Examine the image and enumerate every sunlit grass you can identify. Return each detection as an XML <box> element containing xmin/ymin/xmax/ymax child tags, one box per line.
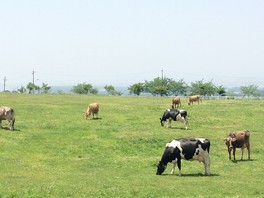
<box><xmin>0</xmin><ymin>93</ymin><xmax>263</xmax><ymax>197</ymax></box>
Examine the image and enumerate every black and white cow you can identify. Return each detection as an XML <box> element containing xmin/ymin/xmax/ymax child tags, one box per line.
<box><xmin>160</xmin><ymin>109</ymin><xmax>188</xmax><ymax>130</ymax></box>
<box><xmin>156</xmin><ymin>138</ymin><xmax>211</xmax><ymax>176</ymax></box>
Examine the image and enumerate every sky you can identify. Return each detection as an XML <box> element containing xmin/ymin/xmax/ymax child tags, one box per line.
<box><xmin>1</xmin><ymin>0</ymin><xmax>263</xmax><ymax>91</ymax></box>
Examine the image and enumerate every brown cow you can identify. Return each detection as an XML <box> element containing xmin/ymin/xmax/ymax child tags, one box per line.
<box><xmin>188</xmin><ymin>95</ymin><xmax>202</xmax><ymax>105</ymax></box>
<box><xmin>86</xmin><ymin>103</ymin><xmax>99</xmax><ymax>119</ymax></box>
<box><xmin>224</xmin><ymin>130</ymin><xmax>250</xmax><ymax>161</ymax></box>
<box><xmin>172</xmin><ymin>96</ymin><xmax>181</xmax><ymax>108</ymax></box>
<box><xmin>0</xmin><ymin>106</ymin><xmax>15</xmax><ymax>131</ymax></box>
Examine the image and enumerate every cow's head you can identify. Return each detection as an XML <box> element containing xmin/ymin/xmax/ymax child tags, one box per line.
<box><xmin>224</xmin><ymin>137</ymin><xmax>236</xmax><ymax>149</ymax></box>
<box><xmin>85</xmin><ymin>112</ymin><xmax>90</xmax><ymax>119</ymax></box>
<box><xmin>156</xmin><ymin>161</ymin><xmax>166</xmax><ymax>175</ymax></box>
<box><xmin>160</xmin><ymin>118</ymin><xmax>165</xmax><ymax>127</ymax></box>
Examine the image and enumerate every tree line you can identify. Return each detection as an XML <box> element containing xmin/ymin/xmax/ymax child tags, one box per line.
<box><xmin>71</xmin><ymin>77</ymin><xmax>261</xmax><ymax>97</ymax></box>
<box><xmin>16</xmin><ymin>83</ymin><xmax>51</xmax><ymax>94</ymax></box>
<box><xmin>129</xmin><ymin>77</ymin><xmax>261</xmax><ymax>97</ymax></box>
<box><xmin>6</xmin><ymin>77</ymin><xmax>262</xmax><ymax>97</ymax></box>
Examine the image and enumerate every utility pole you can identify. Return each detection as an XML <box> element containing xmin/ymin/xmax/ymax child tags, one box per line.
<box><xmin>32</xmin><ymin>70</ymin><xmax>35</xmax><ymax>94</ymax></box>
<box><xmin>161</xmin><ymin>69</ymin><xmax>164</xmax><ymax>80</ymax></box>
<box><xmin>3</xmin><ymin>76</ymin><xmax>7</xmax><ymax>92</ymax></box>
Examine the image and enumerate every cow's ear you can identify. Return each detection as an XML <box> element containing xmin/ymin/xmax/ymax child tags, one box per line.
<box><xmin>232</xmin><ymin>138</ymin><xmax>236</xmax><ymax>142</ymax></box>
<box><xmin>160</xmin><ymin>118</ymin><xmax>161</xmax><ymax>121</ymax></box>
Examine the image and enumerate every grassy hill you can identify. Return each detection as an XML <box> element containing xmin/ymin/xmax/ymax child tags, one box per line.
<box><xmin>0</xmin><ymin>93</ymin><xmax>263</xmax><ymax>197</ymax></box>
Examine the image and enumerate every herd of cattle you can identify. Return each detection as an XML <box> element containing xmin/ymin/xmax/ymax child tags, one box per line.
<box><xmin>0</xmin><ymin>94</ymin><xmax>251</xmax><ymax>177</ymax></box>
<box><xmin>157</xmin><ymin>95</ymin><xmax>251</xmax><ymax>176</ymax></box>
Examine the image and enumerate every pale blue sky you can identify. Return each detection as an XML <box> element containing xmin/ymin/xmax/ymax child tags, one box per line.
<box><xmin>1</xmin><ymin>0</ymin><xmax>263</xmax><ymax>90</ymax></box>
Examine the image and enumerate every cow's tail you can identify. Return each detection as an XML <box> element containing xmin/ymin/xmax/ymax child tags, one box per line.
<box><xmin>204</xmin><ymin>139</ymin><xmax>210</xmax><ymax>153</ymax></box>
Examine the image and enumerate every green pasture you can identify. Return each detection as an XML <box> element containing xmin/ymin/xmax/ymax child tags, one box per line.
<box><xmin>0</xmin><ymin>93</ymin><xmax>263</xmax><ymax>197</ymax></box>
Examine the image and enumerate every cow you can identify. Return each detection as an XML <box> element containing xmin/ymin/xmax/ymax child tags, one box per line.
<box><xmin>172</xmin><ymin>96</ymin><xmax>181</xmax><ymax>108</ymax></box>
<box><xmin>156</xmin><ymin>138</ymin><xmax>211</xmax><ymax>176</ymax></box>
<box><xmin>0</xmin><ymin>106</ymin><xmax>15</xmax><ymax>131</ymax></box>
<box><xmin>85</xmin><ymin>103</ymin><xmax>99</xmax><ymax>119</ymax></box>
<box><xmin>160</xmin><ymin>108</ymin><xmax>188</xmax><ymax>130</ymax></box>
<box><xmin>188</xmin><ymin>95</ymin><xmax>202</xmax><ymax>105</ymax></box>
<box><xmin>224</xmin><ymin>130</ymin><xmax>250</xmax><ymax>161</ymax></box>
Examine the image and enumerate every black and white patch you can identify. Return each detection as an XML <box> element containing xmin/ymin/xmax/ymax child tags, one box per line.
<box><xmin>160</xmin><ymin>109</ymin><xmax>188</xmax><ymax>129</ymax></box>
<box><xmin>156</xmin><ymin>138</ymin><xmax>210</xmax><ymax>176</ymax></box>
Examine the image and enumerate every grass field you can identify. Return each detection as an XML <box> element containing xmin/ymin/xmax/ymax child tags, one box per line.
<box><xmin>0</xmin><ymin>93</ymin><xmax>264</xmax><ymax>197</ymax></box>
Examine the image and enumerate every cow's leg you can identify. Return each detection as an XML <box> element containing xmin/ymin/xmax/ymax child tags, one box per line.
<box><xmin>167</xmin><ymin>119</ymin><xmax>172</xmax><ymax>128</ymax></box>
<box><xmin>176</xmin><ymin>115</ymin><xmax>188</xmax><ymax>130</ymax></box>
<box><xmin>180</xmin><ymin>117</ymin><xmax>188</xmax><ymax>130</ymax></box>
<box><xmin>177</xmin><ymin>158</ymin><xmax>182</xmax><ymax>176</ymax></box>
<box><xmin>241</xmin><ymin>147</ymin><xmax>244</xmax><ymax>160</ymax></box>
<box><xmin>170</xmin><ymin>160</ymin><xmax>176</xmax><ymax>174</ymax></box>
<box><xmin>183</xmin><ymin>118</ymin><xmax>188</xmax><ymax>130</ymax></box>
<box><xmin>247</xmin><ymin>143</ymin><xmax>250</xmax><ymax>160</ymax></box>
<box><xmin>228</xmin><ymin>148</ymin><xmax>232</xmax><ymax>160</ymax></box>
<box><xmin>204</xmin><ymin>155</ymin><xmax>211</xmax><ymax>176</ymax></box>
<box><xmin>8</xmin><ymin>119</ymin><xmax>14</xmax><ymax>131</ymax></box>
<box><xmin>7</xmin><ymin>118</ymin><xmax>13</xmax><ymax>131</ymax></box>
<box><xmin>11</xmin><ymin>119</ymin><xmax>15</xmax><ymax>131</ymax></box>
<box><xmin>233</xmin><ymin>148</ymin><xmax>236</xmax><ymax>161</ymax></box>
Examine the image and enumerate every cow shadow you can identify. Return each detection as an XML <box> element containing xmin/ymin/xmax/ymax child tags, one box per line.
<box><xmin>0</xmin><ymin>127</ymin><xmax>20</xmax><ymax>132</ymax></box>
<box><xmin>231</xmin><ymin>159</ymin><xmax>255</xmax><ymax>163</ymax></box>
<box><xmin>159</xmin><ymin>173</ymin><xmax>220</xmax><ymax>177</ymax></box>
<box><xmin>169</xmin><ymin>127</ymin><xmax>189</xmax><ymax>130</ymax></box>
<box><xmin>87</xmin><ymin>117</ymin><xmax>103</xmax><ymax>120</ymax></box>
<box><xmin>180</xmin><ymin>173</ymin><xmax>219</xmax><ymax>177</ymax></box>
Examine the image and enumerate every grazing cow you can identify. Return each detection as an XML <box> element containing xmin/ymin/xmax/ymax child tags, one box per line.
<box><xmin>85</xmin><ymin>103</ymin><xmax>99</xmax><ymax>119</ymax></box>
<box><xmin>160</xmin><ymin>109</ymin><xmax>188</xmax><ymax>130</ymax></box>
<box><xmin>172</xmin><ymin>96</ymin><xmax>181</xmax><ymax>108</ymax></box>
<box><xmin>188</xmin><ymin>95</ymin><xmax>202</xmax><ymax>105</ymax></box>
<box><xmin>156</xmin><ymin>138</ymin><xmax>211</xmax><ymax>176</ymax></box>
<box><xmin>224</xmin><ymin>130</ymin><xmax>250</xmax><ymax>161</ymax></box>
<box><xmin>0</xmin><ymin>106</ymin><xmax>15</xmax><ymax>131</ymax></box>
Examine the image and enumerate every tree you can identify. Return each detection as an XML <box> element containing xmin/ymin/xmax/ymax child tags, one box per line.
<box><xmin>17</xmin><ymin>86</ymin><xmax>27</xmax><ymax>93</ymax></box>
<box><xmin>104</xmin><ymin>85</ymin><xmax>122</xmax><ymax>96</ymax></box>
<box><xmin>167</xmin><ymin>79</ymin><xmax>188</xmax><ymax>96</ymax></box>
<box><xmin>128</xmin><ymin>83</ymin><xmax>145</xmax><ymax>96</ymax></box>
<box><xmin>144</xmin><ymin>77</ymin><xmax>170</xmax><ymax>96</ymax></box>
<box><xmin>190</xmin><ymin>80</ymin><xmax>216</xmax><ymax>96</ymax></box>
<box><xmin>104</xmin><ymin>85</ymin><xmax>115</xmax><ymax>94</ymax></box>
<box><xmin>26</xmin><ymin>82</ymin><xmax>35</xmax><ymax>94</ymax></box>
<box><xmin>41</xmin><ymin>83</ymin><xmax>51</xmax><ymax>94</ymax></box>
<box><xmin>240</xmin><ymin>84</ymin><xmax>259</xmax><ymax>97</ymax></box>
<box><xmin>34</xmin><ymin>85</ymin><xmax>40</xmax><ymax>93</ymax></box>
<box><xmin>26</xmin><ymin>82</ymin><xmax>41</xmax><ymax>94</ymax></box>
<box><xmin>71</xmin><ymin>83</ymin><xmax>98</xmax><ymax>94</ymax></box>
<box><xmin>216</xmin><ymin>85</ymin><xmax>226</xmax><ymax>96</ymax></box>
